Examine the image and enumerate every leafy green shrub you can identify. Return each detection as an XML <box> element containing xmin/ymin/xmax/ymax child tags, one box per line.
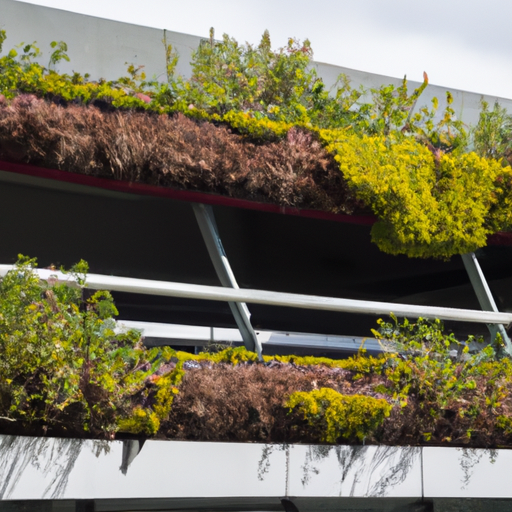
<box><xmin>357</xmin><ymin>74</ymin><xmax>428</xmax><ymax>137</ymax></box>
<box><xmin>285</xmin><ymin>388</ymin><xmax>391</xmax><ymax>442</ymax></box>
<box><xmin>373</xmin><ymin>316</ymin><xmax>512</xmax><ymax>443</ymax></box>
<box><xmin>473</xmin><ymin>100</ymin><xmax>512</xmax><ymax>161</ymax></box>
<box><xmin>177</xmin><ymin>29</ymin><xmax>315</xmax><ymax>120</ymax></box>
<box><xmin>375</xmin><ymin>317</ymin><xmax>473</xmax><ymax>405</ymax></box>
<box><xmin>0</xmin><ymin>256</ymin><xmax>178</xmax><ymax>437</ymax></box>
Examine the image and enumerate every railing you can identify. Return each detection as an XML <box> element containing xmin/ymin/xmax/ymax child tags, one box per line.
<box><xmin>1</xmin><ymin>265</ymin><xmax>511</xmax><ymax>343</ymax></box>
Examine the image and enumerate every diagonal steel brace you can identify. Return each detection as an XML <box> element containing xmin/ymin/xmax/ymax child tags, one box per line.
<box><xmin>193</xmin><ymin>203</ymin><xmax>263</xmax><ymax>360</ymax></box>
<box><xmin>461</xmin><ymin>252</ymin><xmax>512</xmax><ymax>355</ymax></box>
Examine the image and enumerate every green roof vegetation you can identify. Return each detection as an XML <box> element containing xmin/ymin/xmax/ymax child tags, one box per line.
<box><xmin>2</xmin><ymin>258</ymin><xmax>512</xmax><ymax>448</ymax></box>
<box><xmin>1</xmin><ymin>30</ymin><xmax>512</xmax><ymax>258</ymax></box>
<box><xmin>2</xmin><ymin>30</ymin><xmax>512</xmax><ymax>447</ymax></box>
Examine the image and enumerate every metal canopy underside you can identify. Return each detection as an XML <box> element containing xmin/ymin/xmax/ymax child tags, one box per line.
<box><xmin>1</xmin><ymin>167</ymin><xmax>512</xmax><ymax>345</ymax></box>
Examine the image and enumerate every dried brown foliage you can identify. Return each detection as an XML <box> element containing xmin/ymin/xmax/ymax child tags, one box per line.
<box><xmin>378</xmin><ymin>396</ymin><xmax>511</xmax><ymax>449</ymax></box>
<box><xmin>161</xmin><ymin>362</ymin><xmax>512</xmax><ymax>448</ymax></box>
<box><xmin>0</xmin><ymin>95</ymin><xmax>361</xmax><ymax>213</ymax></box>
<box><xmin>164</xmin><ymin>362</ymin><xmax>379</xmax><ymax>443</ymax></box>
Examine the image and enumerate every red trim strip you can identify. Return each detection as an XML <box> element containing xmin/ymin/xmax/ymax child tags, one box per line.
<box><xmin>488</xmin><ymin>232</ymin><xmax>512</xmax><ymax>246</ymax></box>
<box><xmin>2</xmin><ymin>159</ymin><xmax>512</xmax><ymax>244</ymax></box>
<box><xmin>0</xmin><ymin>159</ymin><xmax>377</xmax><ymax>225</ymax></box>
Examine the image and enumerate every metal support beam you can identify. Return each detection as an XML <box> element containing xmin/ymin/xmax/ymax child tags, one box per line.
<box><xmin>192</xmin><ymin>203</ymin><xmax>262</xmax><ymax>360</ymax></box>
<box><xmin>461</xmin><ymin>252</ymin><xmax>512</xmax><ymax>355</ymax></box>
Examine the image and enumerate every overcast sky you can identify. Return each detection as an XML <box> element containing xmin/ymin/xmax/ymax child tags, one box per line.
<box><xmin>17</xmin><ymin>0</ymin><xmax>512</xmax><ymax>99</ymax></box>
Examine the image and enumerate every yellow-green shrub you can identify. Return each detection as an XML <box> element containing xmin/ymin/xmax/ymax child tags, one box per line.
<box><xmin>285</xmin><ymin>387</ymin><xmax>392</xmax><ymax>442</ymax></box>
<box><xmin>219</xmin><ymin>111</ymin><xmax>292</xmax><ymax>140</ymax></box>
<box><xmin>117</xmin><ymin>361</ymin><xmax>184</xmax><ymax>436</ymax></box>
<box><xmin>496</xmin><ymin>415</ymin><xmax>512</xmax><ymax>436</ymax></box>
<box><xmin>116</xmin><ymin>376</ymin><xmax>181</xmax><ymax>436</ymax></box>
<box><xmin>321</xmin><ymin>130</ymin><xmax>512</xmax><ymax>258</ymax></box>
<box><xmin>117</xmin><ymin>407</ymin><xmax>161</xmax><ymax>435</ymax></box>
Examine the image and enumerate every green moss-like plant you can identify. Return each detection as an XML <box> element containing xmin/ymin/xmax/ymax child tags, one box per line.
<box><xmin>272</xmin><ymin>351</ymin><xmax>389</xmax><ymax>375</ymax></box>
<box><xmin>117</xmin><ymin>407</ymin><xmax>161</xmax><ymax>435</ymax></box>
<box><xmin>285</xmin><ymin>388</ymin><xmax>392</xmax><ymax>443</ymax></box>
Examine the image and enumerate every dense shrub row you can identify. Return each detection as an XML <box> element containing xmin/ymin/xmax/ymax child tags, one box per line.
<box><xmin>1</xmin><ymin>30</ymin><xmax>512</xmax><ymax>257</ymax></box>
<box><xmin>2</xmin><ymin>260</ymin><xmax>512</xmax><ymax>448</ymax></box>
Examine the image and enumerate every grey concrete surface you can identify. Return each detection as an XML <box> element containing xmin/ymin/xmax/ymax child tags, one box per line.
<box><xmin>1</xmin><ymin>0</ymin><xmax>197</xmax><ymax>81</ymax></box>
